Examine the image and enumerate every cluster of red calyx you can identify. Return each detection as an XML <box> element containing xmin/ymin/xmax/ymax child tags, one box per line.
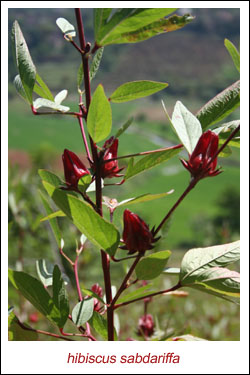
<box><xmin>91</xmin><ymin>283</ymin><xmax>103</xmax><ymax>313</ymax></box>
<box><xmin>121</xmin><ymin>209</ymin><xmax>160</xmax><ymax>255</ymax></box>
<box><xmin>180</xmin><ymin>130</ymin><xmax>222</xmax><ymax>179</ymax></box>
<box><xmin>100</xmin><ymin>137</ymin><xmax>124</xmax><ymax>179</ymax></box>
<box><xmin>137</xmin><ymin>314</ymin><xmax>155</xmax><ymax>338</ymax></box>
<box><xmin>62</xmin><ymin>149</ymin><xmax>90</xmax><ymax>189</ymax></box>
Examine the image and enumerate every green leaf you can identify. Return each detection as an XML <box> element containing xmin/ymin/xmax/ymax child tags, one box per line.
<box><xmin>95</xmin><ymin>9</ymin><xmax>143</xmax><ymax>45</ymax></box>
<box><xmin>180</xmin><ymin>240</ymin><xmax>240</xmax><ymax>284</ymax></box>
<box><xmin>8</xmin><ymin>269</ymin><xmax>62</xmax><ymax>326</ymax></box>
<box><xmin>90</xmin><ymin>47</ymin><xmax>104</xmax><ymax>81</ymax></box>
<box><xmin>39</xmin><ymin>190</ymin><xmax>62</xmax><ymax>247</ymax></box>
<box><xmin>115</xmin><ymin>117</ymin><xmax>134</xmax><ymax>138</ymax></box>
<box><xmin>12</xmin><ymin>21</ymin><xmax>36</xmax><ymax>103</ymax></box>
<box><xmin>8</xmin><ymin>312</ymin><xmax>38</xmax><ymax>341</ymax></box>
<box><xmin>125</xmin><ymin>147</ymin><xmax>182</xmax><ymax>181</ymax></box>
<box><xmin>38</xmin><ymin>169</ymin><xmax>62</xmax><ymax>187</ymax></box>
<box><xmin>190</xmin><ymin>267</ymin><xmax>240</xmax><ymax>297</ymax></box>
<box><xmin>72</xmin><ymin>298</ymin><xmax>94</xmax><ymax>326</ymax></box>
<box><xmin>40</xmin><ymin>180</ymin><xmax>120</xmax><ymax>256</ymax></box>
<box><xmin>88</xmin><ymin>311</ymin><xmax>108</xmax><ymax>340</ymax></box>
<box><xmin>96</xmin><ymin>9</ymin><xmax>178</xmax><ymax>46</ymax></box>
<box><xmin>13</xmin><ymin>74</ymin><xmax>29</xmax><ymax>103</ymax></box>
<box><xmin>196</xmin><ymin>80</ymin><xmax>240</xmax><ymax>130</ymax></box>
<box><xmin>82</xmin><ymin>288</ymin><xmax>105</xmax><ymax>304</ymax></box>
<box><xmin>94</xmin><ymin>9</ymin><xmax>113</xmax><ymax>39</ymax></box>
<box><xmin>110</xmin><ymin>80</ymin><xmax>168</xmax><ymax>103</ymax></box>
<box><xmin>171</xmin><ymin>101</ymin><xmax>202</xmax><ymax>154</ymax></box>
<box><xmin>52</xmin><ymin>265</ymin><xmax>69</xmax><ymax>328</ymax></box>
<box><xmin>135</xmin><ymin>250</ymin><xmax>171</xmax><ymax>280</ymax></box>
<box><xmin>56</xmin><ymin>17</ymin><xmax>76</xmax><ymax>38</ymax></box>
<box><xmin>117</xmin><ymin>190</ymin><xmax>174</xmax><ymax>207</ymax></box>
<box><xmin>179</xmin><ymin>241</ymin><xmax>240</xmax><ymax>301</ymax></box>
<box><xmin>116</xmin><ymin>284</ymin><xmax>155</xmax><ymax>304</ymax></box>
<box><xmin>34</xmin><ymin>73</ymin><xmax>54</xmax><ymax>101</ymax></box>
<box><xmin>103</xmin><ymin>13</ymin><xmax>194</xmax><ymax>45</ymax></box>
<box><xmin>224</xmin><ymin>39</ymin><xmax>240</xmax><ymax>73</ymax></box>
<box><xmin>87</xmin><ymin>84</ymin><xmax>112</xmax><ymax>143</ymax></box>
<box><xmin>40</xmin><ymin>210</ymin><xmax>66</xmax><ymax>222</ymax></box>
<box><xmin>188</xmin><ymin>283</ymin><xmax>239</xmax><ymax>304</ymax></box>
<box><xmin>88</xmin><ymin>311</ymin><xmax>118</xmax><ymax>341</ymax></box>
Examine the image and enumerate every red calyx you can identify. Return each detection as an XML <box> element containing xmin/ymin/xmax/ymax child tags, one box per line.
<box><xmin>121</xmin><ymin>209</ymin><xmax>159</xmax><ymax>255</ymax></box>
<box><xmin>180</xmin><ymin>130</ymin><xmax>222</xmax><ymax>179</ymax></box>
<box><xmin>138</xmin><ymin>314</ymin><xmax>155</xmax><ymax>337</ymax></box>
<box><xmin>91</xmin><ymin>283</ymin><xmax>103</xmax><ymax>312</ymax></box>
<box><xmin>100</xmin><ymin>137</ymin><xmax>124</xmax><ymax>179</ymax></box>
<box><xmin>62</xmin><ymin>149</ymin><xmax>90</xmax><ymax>189</ymax></box>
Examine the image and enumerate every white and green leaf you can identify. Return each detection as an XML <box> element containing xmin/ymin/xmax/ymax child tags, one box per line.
<box><xmin>56</xmin><ymin>17</ymin><xmax>76</xmax><ymax>38</ymax></box>
<box><xmin>72</xmin><ymin>298</ymin><xmax>94</xmax><ymax>326</ymax></box>
<box><xmin>12</xmin><ymin>20</ymin><xmax>36</xmax><ymax>103</ymax></box>
<box><xmin>171</xmin><ymin>101</ymin><xmax>202</xmax><ymax>154</ymax></box>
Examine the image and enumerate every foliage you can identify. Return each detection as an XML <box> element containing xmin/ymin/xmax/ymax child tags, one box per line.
<box><xmin>8</xmin><ymin>8</ymin><xmax>240</xmax><ymax>342</ymax></box>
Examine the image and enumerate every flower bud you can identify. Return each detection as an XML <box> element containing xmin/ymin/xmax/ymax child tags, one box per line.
<box><xmin>121</xmin><ymin>209</ymin><xmax>159</xmax><ymax>255</ymax></box>
<box><xmin>137</xmin><ymin>314</ymin><xmax>155</xmax><ymax>337</ymax></box>
<box><xmin>180</xmin><ymin>130</ymin><xmax>222</xmax><ymax>179</ymax></box>
<box><xmin>62</xmin><ymin>149</ymin><xmax>90</xmax><ymax>189</ymax></box>
<box><xmin>28</xmin><ymin>312</ymin><xmax>39</xmax><ymax>323</ymax></box>
<box><xmin>100</xmin><ymin>137</ymin><xmax>124</xmax><ymax>179</ymax></box>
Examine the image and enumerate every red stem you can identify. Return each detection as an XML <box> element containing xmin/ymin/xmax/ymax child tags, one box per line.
<box><xmin>17</xmin><ymin>319</ymin><xmax>74</xmax><ymax>341</ymax></box>
<box><xmin>75</xmin><ymin>8</ymin><xmax>97</xmax><ymax>160</ymax></box>
<box><xmin>75</xmin><ymin>8</ymin><xmax>114</xmax><ymax>341</ymax></box>
<box><xmin>73</xmin><ymin>254</ymin><xmax>83</xmax><ymax>302</ymax></box>
<box><xmin>78</xmin><ymin>112</ymin><xmax>92</xmax><ymax>162</ymax></box>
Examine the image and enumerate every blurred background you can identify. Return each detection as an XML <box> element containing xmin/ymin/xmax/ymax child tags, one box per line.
<box><xmin>8</xmin><ymin>8</ymin><xmax>240</xmax><ymax>341</ymax></box>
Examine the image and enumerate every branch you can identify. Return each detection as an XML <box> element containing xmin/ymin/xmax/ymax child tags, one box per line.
<box><xmin>112</xmin><ymin>255</ymin><xmax>142</xmax><ymax>307</ymax></box>
<box><xmin>16</xmin><ymin>319</ymin><xmax>74</xmax><ymax>341</ymax></box>
<box><xmin>114</xmin><ymin>282</ymin><xmax>181</xmax><ymax>310</ymax></box>
<box><xmin>102</xmin><ymin>144</ymin><xmax>183</xmax><ymax>164</ymax></box>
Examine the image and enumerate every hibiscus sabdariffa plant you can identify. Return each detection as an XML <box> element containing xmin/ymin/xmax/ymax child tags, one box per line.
<box><xmin>9</xmin><ymin>8</ymin><xmax>240</xmax><ymax>341</ymax></box>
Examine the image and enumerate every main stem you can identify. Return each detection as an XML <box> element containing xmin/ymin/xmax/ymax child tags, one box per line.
<box><xmin>112</xmin><ymin>255</ymin><xmax>142</xmax><ymax>307</ymax></box>
<box><xmin>75</xmin><ymin>8</ymin><xmax>114</xmax><ymax>341</ymax></box>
